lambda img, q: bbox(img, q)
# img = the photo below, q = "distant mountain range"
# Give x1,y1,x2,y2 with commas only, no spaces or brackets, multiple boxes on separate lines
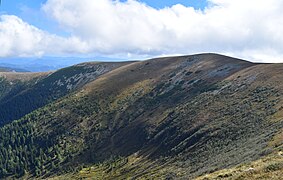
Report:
0,66,29,72
0,56,127,72
0,54,282,179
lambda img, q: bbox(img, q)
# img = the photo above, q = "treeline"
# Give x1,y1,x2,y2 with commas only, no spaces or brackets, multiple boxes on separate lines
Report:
0,114,70,178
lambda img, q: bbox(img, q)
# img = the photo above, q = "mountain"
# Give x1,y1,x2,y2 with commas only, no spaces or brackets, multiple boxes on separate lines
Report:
0,62,132,126
0,56,127,72
0,66,29,72
0,53,282,179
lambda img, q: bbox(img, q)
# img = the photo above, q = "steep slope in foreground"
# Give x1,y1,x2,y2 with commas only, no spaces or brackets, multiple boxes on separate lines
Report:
0,54,283,179
196,151,283,180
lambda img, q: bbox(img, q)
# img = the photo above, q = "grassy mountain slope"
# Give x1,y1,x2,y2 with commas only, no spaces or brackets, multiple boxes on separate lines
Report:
0,62,132,126
195,151,283,180
0,54,282,179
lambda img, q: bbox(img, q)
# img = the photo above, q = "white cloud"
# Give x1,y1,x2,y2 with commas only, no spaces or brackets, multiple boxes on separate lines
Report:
0,15,89,57
1,0,283,62
0,15,45,57
41,0,283,62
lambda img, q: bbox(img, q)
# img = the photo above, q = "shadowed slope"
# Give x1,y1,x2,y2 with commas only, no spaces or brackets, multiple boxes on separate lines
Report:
0,62,133,126
0,54,282,179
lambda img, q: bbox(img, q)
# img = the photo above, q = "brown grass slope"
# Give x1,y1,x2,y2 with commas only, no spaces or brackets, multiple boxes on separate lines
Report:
2,53,283,179
0,72,49,81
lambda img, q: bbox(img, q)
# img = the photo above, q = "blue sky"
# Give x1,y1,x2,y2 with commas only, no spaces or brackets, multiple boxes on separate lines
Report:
1,0,207,13
0,0,207,34
0,0,283,63
0,0,63,35
130,0,207,9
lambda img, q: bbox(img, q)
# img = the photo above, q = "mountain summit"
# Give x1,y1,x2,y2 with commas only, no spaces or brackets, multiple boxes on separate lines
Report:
0,54,282,179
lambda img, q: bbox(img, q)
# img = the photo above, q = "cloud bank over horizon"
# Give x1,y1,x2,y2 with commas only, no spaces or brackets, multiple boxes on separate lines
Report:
1,0,283,62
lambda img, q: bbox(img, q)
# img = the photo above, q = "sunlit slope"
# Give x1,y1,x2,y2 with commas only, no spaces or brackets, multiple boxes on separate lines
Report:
0,54,283,179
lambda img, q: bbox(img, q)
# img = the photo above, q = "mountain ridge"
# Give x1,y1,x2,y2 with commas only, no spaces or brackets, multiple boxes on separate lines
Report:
0,53,282,179
0,61,133,126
